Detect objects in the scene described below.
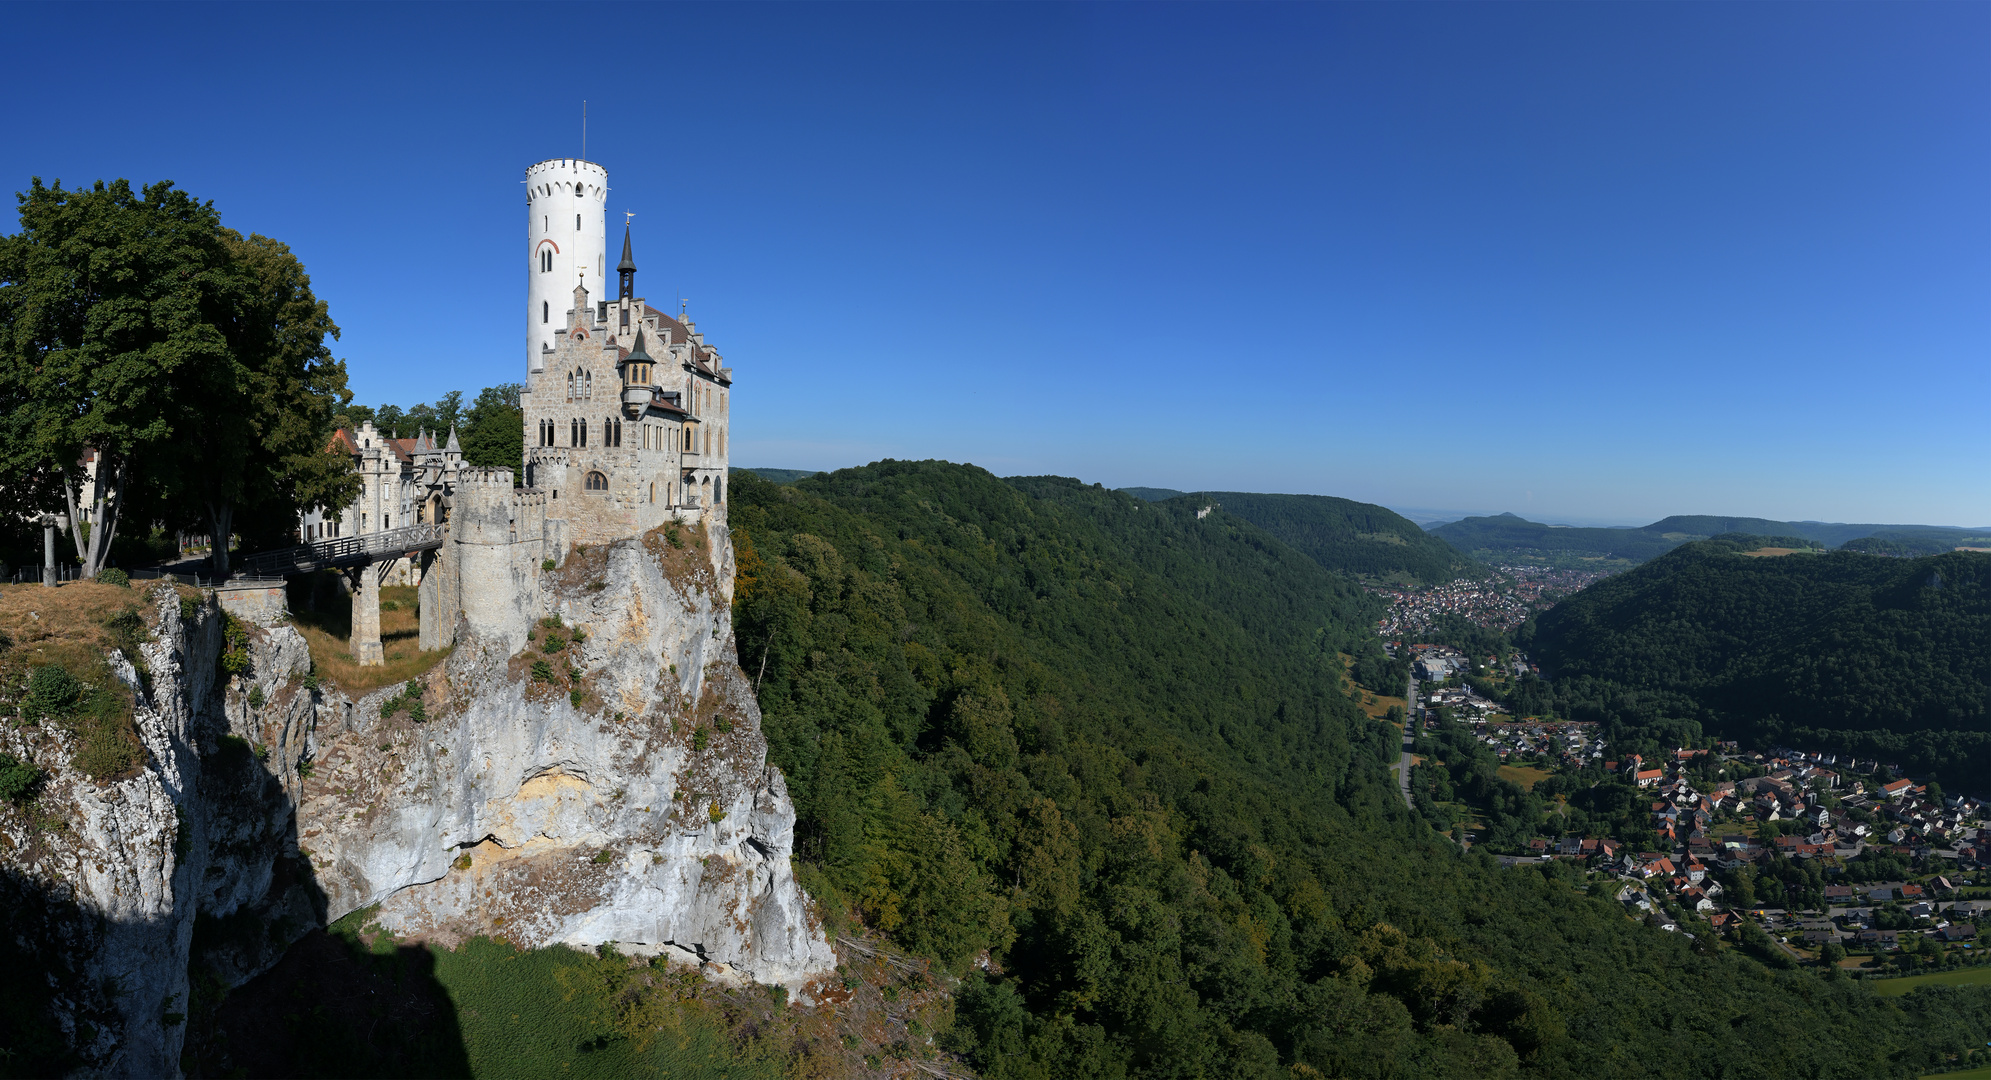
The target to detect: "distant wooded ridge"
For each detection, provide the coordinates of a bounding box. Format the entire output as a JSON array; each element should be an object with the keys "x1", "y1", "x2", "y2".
[
  {"x1": 734, "y1": 467, "x2": 821, "y2": 485},
  {"x1": 1432, "y1": 511, "x2": 1991, "y2": 566},
  {"x1": 746, "y1": 469, "x2": 1991, "y2": 574}
]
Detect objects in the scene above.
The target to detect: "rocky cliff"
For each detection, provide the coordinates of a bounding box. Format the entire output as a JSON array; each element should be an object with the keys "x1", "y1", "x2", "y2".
[
  {"x1": 0, "y1": 515, "x2": 832, "y2": 1077},
  {"x1": 297, "y1": 517, "x2": 833, "y2": 984}
]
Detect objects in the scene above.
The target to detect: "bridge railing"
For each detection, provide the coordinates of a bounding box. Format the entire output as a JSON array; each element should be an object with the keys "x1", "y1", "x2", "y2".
[{"x1": 237, "y1": 523, "x2": 448, "y2": 578}]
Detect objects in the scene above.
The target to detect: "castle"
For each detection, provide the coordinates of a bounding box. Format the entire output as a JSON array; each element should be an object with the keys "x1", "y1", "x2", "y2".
[{"x1": 322, "y1": 157, "x2": 736, "y2": 663}]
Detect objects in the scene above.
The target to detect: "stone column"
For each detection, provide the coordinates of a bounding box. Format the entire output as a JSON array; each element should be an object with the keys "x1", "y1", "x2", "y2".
[
  {"x1": 351, "y1": 566, "x2": 384, "y2": 666},
  {"x1": 42, "y1": 515, "x2": 57, "y2": 587}
]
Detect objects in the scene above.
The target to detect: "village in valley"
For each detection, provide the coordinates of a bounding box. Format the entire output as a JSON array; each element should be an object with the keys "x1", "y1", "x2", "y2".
[
  {"x1": 1396, "y1": 639, "x2": 1989, "y2": 975},
  {"x1": 1370, "y1": 565, "x2": 1612, "y2": 638}
]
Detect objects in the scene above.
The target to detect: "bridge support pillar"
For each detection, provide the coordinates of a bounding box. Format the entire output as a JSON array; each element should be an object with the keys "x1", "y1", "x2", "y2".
[{"x1": 350, "y1": 565, "x2": 385, "y2": 666}]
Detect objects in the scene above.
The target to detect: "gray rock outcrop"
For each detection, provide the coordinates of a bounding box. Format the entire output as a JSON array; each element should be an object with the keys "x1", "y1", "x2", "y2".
[
  {"x1": 297, "y1": 518, "x2": 833, "y2": 985},
  {"x1": 0, "y1": 513, "x2": 832, "y2": 1077}
]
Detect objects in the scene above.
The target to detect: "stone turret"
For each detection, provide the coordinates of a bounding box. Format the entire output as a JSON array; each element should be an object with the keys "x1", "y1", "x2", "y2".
[{"x1": 452, "y1": 468, "x2": 541, "y2": 653}]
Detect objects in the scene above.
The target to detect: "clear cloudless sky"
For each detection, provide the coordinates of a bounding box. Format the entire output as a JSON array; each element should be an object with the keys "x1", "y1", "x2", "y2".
[{"x1": 4, "y1": 3, "x2": 1987, "y2": 526}]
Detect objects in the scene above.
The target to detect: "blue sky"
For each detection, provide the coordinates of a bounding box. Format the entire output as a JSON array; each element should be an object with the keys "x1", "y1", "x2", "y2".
[{"x1": 5, "y1": 3, "x2": 1987, "y2": 527}]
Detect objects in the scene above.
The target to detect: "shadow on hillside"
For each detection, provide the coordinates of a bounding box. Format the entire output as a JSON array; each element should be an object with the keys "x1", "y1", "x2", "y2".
[
  {"x1": 180, "y1": 663, "x2": 470, "y2": 1078},
  {"x1": 0, "y1": 863, "x2": 92, "y2": 1077},
  {"x1": 189, "y1": 928, "x2": 472, "y2": 1079}
]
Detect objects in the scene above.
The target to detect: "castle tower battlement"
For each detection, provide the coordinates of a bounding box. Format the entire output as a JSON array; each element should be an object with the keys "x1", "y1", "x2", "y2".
[
  {"x1": 453, "y1": 468, "x2": 519, "y2": 545},
  {"x1": 526, "y1": 159, "x2": 608, "y2": 370}
]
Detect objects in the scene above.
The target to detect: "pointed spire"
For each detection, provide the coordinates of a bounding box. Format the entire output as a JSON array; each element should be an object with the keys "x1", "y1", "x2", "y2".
[
  {"x1": 627, "y1": 327, "x2": 652, "y2": 361},
  {"x1": 617, "y1": 226, "x2": 637, "y2": 302},
  {"x1": 445, "y1": 425, "x2": 460, "y2": 453}
]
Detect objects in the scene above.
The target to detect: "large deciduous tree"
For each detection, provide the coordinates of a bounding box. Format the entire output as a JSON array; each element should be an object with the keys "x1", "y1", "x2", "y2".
[
  {"x1": 0, "y1": 178, "x2": 357, "y2": 577},
  {"x1": 0, "y1": 179, "x2": 234, "y2": 575},
  {"x1": 166, "y1": 231, "x2": 358, "y2": 573}
]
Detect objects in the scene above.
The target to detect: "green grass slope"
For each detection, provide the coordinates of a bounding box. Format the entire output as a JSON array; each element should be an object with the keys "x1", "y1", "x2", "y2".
[
  {"x1": 1525, "y1": 536, "x2": 1991, "y2": 788},
  {"x1": 732, "y1": 463, "x2": 1991, "y2": 1079},
  {"x1": 1191, "y1": 491, "x2": 1481, "y2": 584}
]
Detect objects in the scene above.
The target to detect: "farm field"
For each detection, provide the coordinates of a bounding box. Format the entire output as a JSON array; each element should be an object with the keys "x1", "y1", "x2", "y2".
[
  {"x1": 1340, "y1": 654, "x2": 1406, "y2": 720},
  {"x1": 1496, "y1": 764, "x2": 1553, "y2": 790},
  {"x1": 1872, "y1": 966, "x2": 1991, "y2": 997}
]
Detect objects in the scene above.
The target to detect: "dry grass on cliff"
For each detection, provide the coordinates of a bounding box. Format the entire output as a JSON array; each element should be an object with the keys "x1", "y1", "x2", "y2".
[
  {"x1": 286, "y1": 581, "x2": 450, "y2": 697},
  {"x1": 0, "y1": 580, "x2": 150, "y2": 669},
  {"x1": 0, "y1": 579, "x2": 186, "y2": 780}
]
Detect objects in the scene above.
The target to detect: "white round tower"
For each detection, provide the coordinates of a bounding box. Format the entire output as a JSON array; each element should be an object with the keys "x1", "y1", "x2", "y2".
[{"x1": 525, "y1": 158, "x2": 608, "y2": 369}]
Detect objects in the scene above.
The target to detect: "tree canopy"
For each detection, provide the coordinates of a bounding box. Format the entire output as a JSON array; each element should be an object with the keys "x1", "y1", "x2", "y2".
[
  {"x1": 732, "y1": 463, "x2": 1991, "y2": 1078},
  {"x1": 0, "y1": 178, "x2": 355, "y2": 574}
]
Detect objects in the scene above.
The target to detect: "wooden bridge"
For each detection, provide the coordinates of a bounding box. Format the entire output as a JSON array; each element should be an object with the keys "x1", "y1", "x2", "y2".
[{"x1": 237, "y1": 523, "x2": 447, "y2": 579}]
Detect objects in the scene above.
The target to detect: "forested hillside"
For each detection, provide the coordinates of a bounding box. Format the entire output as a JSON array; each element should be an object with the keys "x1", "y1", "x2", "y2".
[
  {"x1": 732, "y1": 465, "x2": 1991, "y2": 1078},
  {"x1": 1525, "y1": 536, "x2": 1991, "y2": 789},
  {"x1": 1188, "y1": 491, "x2": 1479, "y2": 585}
]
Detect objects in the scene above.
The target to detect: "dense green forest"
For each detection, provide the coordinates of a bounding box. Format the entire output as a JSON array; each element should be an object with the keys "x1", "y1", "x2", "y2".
[
  {"x1": 1184, "y1": 492, "x2": 1480, "y2": 585},
  {"x1": 1842, "y1": 530, "x2": 1991, "y2": 558},
  {"x1": 1524, "y1": 536, "x2": 1991, "y2": 790},
  {"x1": 733, "y1": 464, "x2": 1991, "y2": 1078},
  {"x1": 1117, "y1": 487, "x2": 1187, "y2": 502},
  {"x1": 1434, "y1": 512, "x2": 1989, "y2": 569}
]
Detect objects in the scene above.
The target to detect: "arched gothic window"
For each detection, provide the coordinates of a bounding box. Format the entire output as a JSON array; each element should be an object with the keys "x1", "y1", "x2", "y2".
[
  {"x1": 542, "y1": 300, "x2": 549, "y2": 324},
  {"x1": 585, "y1": 471, "x2": 608, "y2": 492},
  {"x1": 540, "y1": 249, "x2": 553, "y2": 273}
]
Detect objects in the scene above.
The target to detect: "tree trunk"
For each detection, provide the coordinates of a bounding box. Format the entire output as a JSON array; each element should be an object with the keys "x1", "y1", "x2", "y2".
[
  {"x1": 208, "y1": 501, "x2": 234, "y2": 578},
  {"x1": 62, "y1": 456, "x2": 126, "y2": 578}
]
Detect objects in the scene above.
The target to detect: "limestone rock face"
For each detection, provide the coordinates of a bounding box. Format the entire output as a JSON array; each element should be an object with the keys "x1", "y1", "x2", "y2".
[
  {"x1": 296, "y1": 518, "x2": 834, "y2": 986},
  {"x1": 0, "y1": 588, "x2": 229, "y2": 1078}
]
